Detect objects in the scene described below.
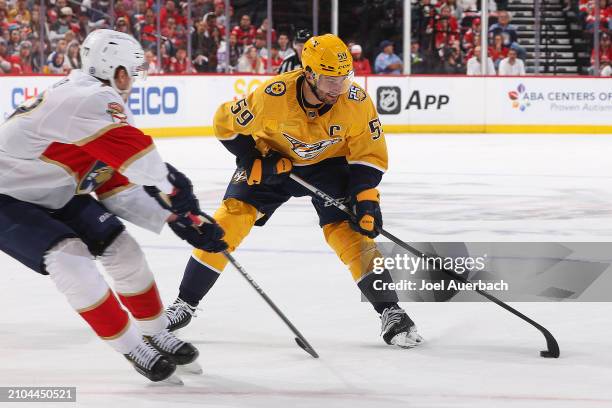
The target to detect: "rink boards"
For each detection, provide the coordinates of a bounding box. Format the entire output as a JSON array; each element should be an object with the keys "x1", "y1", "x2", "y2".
[{"x1": 1, "y1": 74, "x2": 611, "y2": 136}]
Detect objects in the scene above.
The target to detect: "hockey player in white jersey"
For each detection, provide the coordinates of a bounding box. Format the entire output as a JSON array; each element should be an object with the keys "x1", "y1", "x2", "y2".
[{"x1": 0, "y1": 29, "x2": 227, "y2": 383}]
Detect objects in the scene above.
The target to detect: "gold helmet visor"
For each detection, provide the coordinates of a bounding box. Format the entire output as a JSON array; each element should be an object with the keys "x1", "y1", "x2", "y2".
[{"x1": 315, "y1": 71, "x2": 355, "y2": 95}]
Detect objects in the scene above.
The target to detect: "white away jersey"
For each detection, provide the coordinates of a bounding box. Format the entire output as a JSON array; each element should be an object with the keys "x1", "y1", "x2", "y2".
[{"x1": 0, "y1": 69, "x2": 172, "y2": 209}]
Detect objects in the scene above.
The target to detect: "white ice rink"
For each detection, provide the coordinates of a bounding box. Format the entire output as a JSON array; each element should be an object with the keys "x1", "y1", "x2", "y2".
[{"x1": 2, "y1": 134, "x2": 612, "y2": 408}]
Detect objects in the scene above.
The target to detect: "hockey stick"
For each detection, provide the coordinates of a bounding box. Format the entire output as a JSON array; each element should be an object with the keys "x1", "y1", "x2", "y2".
[
  {"x1": 187, "y1": 211, "x2": 319, "y2": 358},
  {"x1": 222, "y1": 250, "x2": 320, "y2": 358},
  {"x1": 153, "y1": 187, "x2": 319, "y2": 358},
  {"x1": 289, "y1": 173, "x2": 560, "y2": 358}
]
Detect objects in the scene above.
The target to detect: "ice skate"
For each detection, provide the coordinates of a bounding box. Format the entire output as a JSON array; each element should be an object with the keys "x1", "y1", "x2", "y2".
[
  {"x1": 145, "y1": 329, "x2": 199, "y2": 366},
  {"x1": 125, "y1": 341, "x2": 182, "y2": 384},
  {"x1": 380, "y1": 305, "x2": 424, "y2": 348},
  {"x1": 165, "y1": 298, "x2": 199, "y2": 332}
]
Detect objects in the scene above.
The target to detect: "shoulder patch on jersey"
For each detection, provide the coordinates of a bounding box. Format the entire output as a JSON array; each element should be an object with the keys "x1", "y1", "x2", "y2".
[
  {"x1": 265, "y1": 81, "x2": 287, "y2": 97},
  {"x1": 107, "y1": 102, "x2": 128, "y2": 123},
  {"x1": 348, "y1": 85, "x2": 367, "y2": 102}
]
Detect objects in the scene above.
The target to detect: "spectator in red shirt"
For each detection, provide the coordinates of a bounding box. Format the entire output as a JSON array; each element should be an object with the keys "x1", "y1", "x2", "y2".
[
  {"x1": 0, "y1": 38, "x2": 12, "y2": 74},
  {"x1": 0, "y1": 9, "x2": 9, "y2": 34},
  {"x1": 585, "y1": 0, "x2": 610, "y2": 32},
  {"x1": 160, "y1": 0, "x2": 185, "y2": 28},
  {"x1": 262, "y1": 43, "x2": 283, "y2": 72},
  {"x1": 114, "y1": 0, "x2": 131, "y2": 30},
  {"x1": 489, "y1": 33, "x2": 509, "y2": 67},
  {"x1": 256, "y1": 18, "x2": 276, "y2": 44},
  {"x1": 591, "y1": 33, "x2": 612, "y2": 67},
  {"x1": 162, "y1": 16, "x2": 187, "y2": 49},
  {"x1": 350, "y1": 44, "x2": 372, "y2": 74},
  {"x1": 231, "y1": 14, "x2": 256, "y2": 47},
  {"x1": 9, "y1": 40, "x2": 33, "y2": 74},
  {"x1": 429, "y1": 5, "x2": 459, "y2": 50},
  {"x1": 139, "y1": 8, "x2": 157, "y2": 49},
  {"x1": 462, "y1": 17, "x2": 480, "y2": 53},
  {"x1": 169, "y1": 46, "x2": 190, "y2": 73}
]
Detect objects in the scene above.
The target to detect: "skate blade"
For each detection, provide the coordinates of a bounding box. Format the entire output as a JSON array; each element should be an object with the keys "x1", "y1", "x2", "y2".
[
  {"x1": 390, "y1": 331, "x2": 424, "y2": 349},
  {"x1": 178, "y1": 360, "x2": 203, "y2": 375},
  {"x1": 156, "y1": 374, "x2": 184, "y2": 386}
]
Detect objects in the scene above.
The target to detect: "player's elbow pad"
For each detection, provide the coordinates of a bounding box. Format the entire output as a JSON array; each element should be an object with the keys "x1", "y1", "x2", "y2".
[
  {"x1": 220, "y1": 134, "x2": 258, "y2": 158},
  {"x1": 348, "y1": 164, "x2": 383, "y2": 197}
]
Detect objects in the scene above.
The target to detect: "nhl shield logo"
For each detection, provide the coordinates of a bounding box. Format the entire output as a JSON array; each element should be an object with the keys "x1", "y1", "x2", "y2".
[{"x1": 376, "y1": 86, "x2": 401, "y2": 115}]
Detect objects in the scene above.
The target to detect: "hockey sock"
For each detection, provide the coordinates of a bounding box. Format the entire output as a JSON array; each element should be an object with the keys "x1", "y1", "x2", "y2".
[
  {"x1": 178, "y1": 256, "x2": 222, "y2": 306},
  {"x1": 357, "y1": 269, "x2": 400, "y2": 315},
  {"x1": 45, "y1": 238, "x2": 142, "y2": 354},
  {"x1": 99, "y1": 232, "x2": 166, "y2": 335}
]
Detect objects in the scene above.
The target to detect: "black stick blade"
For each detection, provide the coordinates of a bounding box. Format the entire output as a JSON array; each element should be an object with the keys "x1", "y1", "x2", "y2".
[
  {"x1": 295, "y1": 337, "x2": 319, "y2": 358},
  {"x1": 540, "y1": 329, "x2": 560, "y2": 358}
]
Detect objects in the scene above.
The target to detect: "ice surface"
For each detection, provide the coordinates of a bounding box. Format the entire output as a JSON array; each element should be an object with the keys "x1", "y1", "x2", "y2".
[{"x1": 1, "y1": 134, "x2": 611, "y2": 408}]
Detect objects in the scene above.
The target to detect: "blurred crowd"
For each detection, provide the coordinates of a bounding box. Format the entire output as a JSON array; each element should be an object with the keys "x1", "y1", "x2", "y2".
[
  {"x1": 343, "y1": 0, "x2": 527, "y2": 76},
  {"x1": 579, "y1": 0, "x2": 612, "y2": 74},
  {"x1": 0, "y1": 0, "x2": 293, "y2": 74},
  {"x1": 0, "y1": 0, "x2": 609, "y2": 76}
]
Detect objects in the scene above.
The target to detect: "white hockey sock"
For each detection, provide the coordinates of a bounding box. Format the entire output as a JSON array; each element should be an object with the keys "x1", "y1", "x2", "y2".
[
  {"x1": 44, "y1": 238, "x2": 143, "y2": 354},
  {"x1": 100, "y1": 232, "x2": 167, "y2": 335}
]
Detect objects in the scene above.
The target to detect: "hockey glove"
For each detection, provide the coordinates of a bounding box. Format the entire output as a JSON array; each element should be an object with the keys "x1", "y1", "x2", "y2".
[
  {"x1": 144, "y1": 163, "x2": 200, "y2": 214},
  {"x1": 239, "y1": 151, "x2": 292, "y2": 186},
  {"x1": 168, "y1": 212, "x2": 228, "y2": 253},
  {"x1": 349, "y1": 188, "x2": 382, "y2": 238}
]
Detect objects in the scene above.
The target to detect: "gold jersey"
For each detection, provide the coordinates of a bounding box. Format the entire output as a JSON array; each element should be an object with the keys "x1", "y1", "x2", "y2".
[{"x1": 213, "y1": 70, "x2": 388, "y2": 172}]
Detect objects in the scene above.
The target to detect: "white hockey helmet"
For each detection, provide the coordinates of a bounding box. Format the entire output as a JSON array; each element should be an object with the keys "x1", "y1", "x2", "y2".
[{"x1": 80, "y1": 29, "x2": 147, "y2": 96}]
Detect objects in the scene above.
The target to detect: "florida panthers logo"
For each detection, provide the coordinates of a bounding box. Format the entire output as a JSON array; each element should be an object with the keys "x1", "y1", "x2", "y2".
[
  {"x1": 77, "y1": 161, "x2": 114, "y2": 194},
  {"x1": 283, "y1": 133, "x2": 342, "y2": 160},
  {"x1": 107, "y1": 102, "x2": 128, "y2": 123}
]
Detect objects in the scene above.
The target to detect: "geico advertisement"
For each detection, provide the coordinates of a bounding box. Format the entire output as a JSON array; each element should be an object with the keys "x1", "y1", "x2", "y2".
[
  {"x1": 0, "y1": 75, "x2": 191, "y2": 128},
  {"x1": 368, "y1": 76, "x2": 485, "y2": 125}
]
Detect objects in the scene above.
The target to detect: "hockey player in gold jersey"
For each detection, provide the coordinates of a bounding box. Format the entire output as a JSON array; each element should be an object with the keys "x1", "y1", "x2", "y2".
[{"x1": 166, "y1": 34, "x2": 423, "y2": 348}]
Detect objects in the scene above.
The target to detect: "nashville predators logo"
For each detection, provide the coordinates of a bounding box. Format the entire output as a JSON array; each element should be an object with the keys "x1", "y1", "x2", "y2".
[
  {"x1": 265, "y1": 81, "x2": 286, "y2": 96},
  {"x1": 283, "y1": 133, "x2": 342, "y2": 160},
  {"x1": 76, "y1": 161, "x2": 114, "y2": 194}
]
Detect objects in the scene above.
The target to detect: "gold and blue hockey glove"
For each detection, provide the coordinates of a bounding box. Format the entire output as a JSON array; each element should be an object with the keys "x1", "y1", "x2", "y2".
[
  {"x1": 240, "y1": 151, "x2": 292, "y2": 186},
  {"x1": 349, "y1": 188, "x2": 382, "y2": 238}
]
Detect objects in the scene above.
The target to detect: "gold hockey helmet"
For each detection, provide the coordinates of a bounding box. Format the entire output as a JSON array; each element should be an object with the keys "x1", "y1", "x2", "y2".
[{"x1": 301, "y1": 34, "x2": 354, "y2": 95}]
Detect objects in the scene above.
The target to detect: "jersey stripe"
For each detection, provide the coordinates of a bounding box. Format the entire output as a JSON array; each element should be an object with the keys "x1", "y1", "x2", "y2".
[
  {"x1": 79, "y1": 125, "x2": 154, "y2": 171},
  {"x1": 347, "y1": 160, "x2": 387, "y2": 173}
]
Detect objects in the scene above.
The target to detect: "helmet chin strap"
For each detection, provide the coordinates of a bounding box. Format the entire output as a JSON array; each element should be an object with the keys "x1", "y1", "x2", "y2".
[
  {"x1": 109, "y1": 72, "x2": 134, "y2": 102},
  {"x1": 306, "y1": 75, "x2": 326, "y2": 104}
]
